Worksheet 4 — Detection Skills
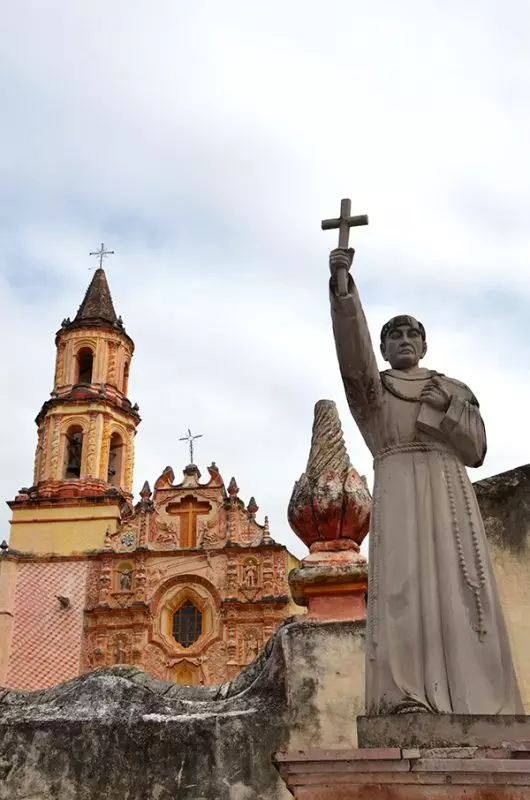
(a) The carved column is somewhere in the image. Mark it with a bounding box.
[107,341,117,386]
[49,414,62,481]
[33,427,43,485]
[99,414,111,481]
[124,431,134,493]
[54,342,66,389]
[85,412,98,477]
[38,419,49,483]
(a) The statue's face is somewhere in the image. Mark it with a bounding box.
[381,324,426,369]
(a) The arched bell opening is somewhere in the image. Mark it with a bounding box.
[63,424,84,479]
[107,432,124,486]
[76,347,94,384]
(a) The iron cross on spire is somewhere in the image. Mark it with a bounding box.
[90,242,115,269]
[321,199,369,294]
[179,428,203,465]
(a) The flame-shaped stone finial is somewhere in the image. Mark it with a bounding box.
[288,400,371,550]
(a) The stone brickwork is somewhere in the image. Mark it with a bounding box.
[6,561,88,690]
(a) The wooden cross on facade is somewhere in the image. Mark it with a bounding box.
[167,495,211,548]
[321,199,369,293]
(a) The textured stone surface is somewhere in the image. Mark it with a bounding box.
[276,747,530,798]
[289,563,367,608]
[0,617,366,799]
[475,465,530,713]
[357,713,530,749]
[475,465,530,553]
[288,400,371,548]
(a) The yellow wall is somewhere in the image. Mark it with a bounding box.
[491,544,530,713]
[0,558,18,683]
[9,504,121,555]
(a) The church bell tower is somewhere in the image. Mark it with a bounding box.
[8,245,141,555]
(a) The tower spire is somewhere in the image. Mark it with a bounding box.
[73,266,119,327]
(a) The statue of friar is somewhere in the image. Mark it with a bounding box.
[329,246,522,715]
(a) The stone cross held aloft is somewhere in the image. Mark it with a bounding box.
[321,199,368,294]
[321,199,368,248]
[179,428,203,465]
[90,242,115,269]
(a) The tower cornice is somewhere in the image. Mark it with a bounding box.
[35,393,141,427]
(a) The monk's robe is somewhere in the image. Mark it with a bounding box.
[331,278,522,714]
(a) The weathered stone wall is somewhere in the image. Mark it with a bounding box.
[475,465,530,712]
[0,618,365,800]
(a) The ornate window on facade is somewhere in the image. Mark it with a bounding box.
[172,600,203,648]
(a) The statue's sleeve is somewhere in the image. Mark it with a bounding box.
[439,388,487,468]
[329,277,383,429]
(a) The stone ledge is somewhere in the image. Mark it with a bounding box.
[276,747,530,798]
[357,713,530,749]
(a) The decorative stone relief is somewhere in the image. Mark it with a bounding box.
[124,436,134,492]
[201,639,228,683]
[98,561,112,605]
[99,415,111,480]
[143,643,168,681]
[54,341,66,388]
[86,412,98,476]
[49,415,62,480]
[107,341,117,386]
[38,419,49,482]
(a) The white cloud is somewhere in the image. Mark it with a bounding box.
[1,1,529,559]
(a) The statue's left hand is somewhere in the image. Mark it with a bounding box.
[420,376,451,412]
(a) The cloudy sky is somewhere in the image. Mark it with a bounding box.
[1,1,529,558]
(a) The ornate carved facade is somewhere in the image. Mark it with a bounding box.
[82,461,297,685]
[0,259,299,691]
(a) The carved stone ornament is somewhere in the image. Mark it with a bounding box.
[288,399,371,549]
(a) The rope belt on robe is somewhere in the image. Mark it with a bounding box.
[374,440,456,463]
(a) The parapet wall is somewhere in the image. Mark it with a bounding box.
[475,465,530,711]
[0,617,365,800]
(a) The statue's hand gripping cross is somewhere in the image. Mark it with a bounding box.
[321,199,368,294]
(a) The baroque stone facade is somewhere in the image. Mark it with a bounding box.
[82,462,297,685]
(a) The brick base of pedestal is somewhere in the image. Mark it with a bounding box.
[275,747,530,799]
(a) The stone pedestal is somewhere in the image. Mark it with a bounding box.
[277,716,530,798]
[275,746,530,799]
[357,713,530,749]
[289,559,367,622]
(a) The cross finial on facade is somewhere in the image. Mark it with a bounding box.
[90,242,115,269]
[179,428,203,465]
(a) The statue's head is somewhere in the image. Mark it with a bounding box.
[380,315,427,369]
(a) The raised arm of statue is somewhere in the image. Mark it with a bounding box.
[329,248,383,428]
